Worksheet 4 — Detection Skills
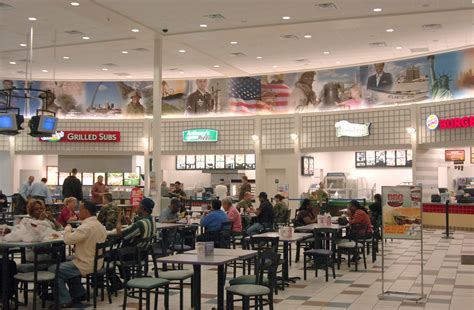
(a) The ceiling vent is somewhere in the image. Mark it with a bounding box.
[230,52,246,57]
[295,59,310,63]
[102,63,118,67]
[64,30,84,35]
[168,68,182,72]
[280,34,299,40]
[410,47,429,53]
[16,71,26,74]
[422,24,442,30]
[203,13,226,20]
[0,2,13,9]
[369,41,387,47]
[315,2,338,10]
[113,72,131,76]
[132,47,149,52]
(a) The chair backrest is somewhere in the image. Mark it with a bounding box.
[249,236,279,252]
[93,240,114,275]
[349,222,369,241]
[177,225,198,249]
[255,249,280,290]
[216,221,232,248]
[33,243,64,282]
[313,228,337,250]
[117,246,140,281]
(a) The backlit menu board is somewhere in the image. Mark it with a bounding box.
[82,172,94,186]
[176,154,256,170]
[445,150,465,162]
[107,173,124,186]
[355,150,412,168]
[124,173,140,186]
[59,172,69,185]
[301,156,315,176]
[47,166,59,186]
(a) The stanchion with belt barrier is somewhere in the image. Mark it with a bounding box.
[442,200,454,239]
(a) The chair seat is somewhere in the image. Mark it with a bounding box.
[228,275,269,286]
[126,277,170,289]
[337,241,360,249]
[335,239,350,245]
[159,270,194,280]
[14,271,55,282]
[304,249,332,256]
[17,263,49,273]
[226,284,270,296]
[173,245,192,251]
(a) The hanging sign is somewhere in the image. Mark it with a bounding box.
[382,185,422,239]
[426,114,474,130]
[182,128,218,142]
[445,150,465,162]
[40,131,121,142]
[335,120,371,137]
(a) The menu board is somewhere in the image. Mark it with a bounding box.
[107,173,124,186]
[176,155,186,170]
[59,172,69,185]
[245,154,256,169]
[355,150,412,168]
[235,154,245,169]
[225,155,235,169]
[205,155,215,169]
[301,156,314,176]
[95,172,106,182]
[445,150,465,162]
[215,155,225,169]
[124,173,140,186]
[82,172,94,186]
[196,155,205,170]
[175,154,256,170]
[186,155,196,169]
[47,166,59,185]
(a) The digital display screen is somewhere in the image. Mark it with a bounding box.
[107,173,124,186]
[0,114,15,130]
[39,116,57,133]
[124,173,140,186]
[82,172,94,186]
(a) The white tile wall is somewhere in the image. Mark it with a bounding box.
[261,117,295,150]
[0,136,9,151]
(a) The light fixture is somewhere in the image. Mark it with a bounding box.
[282,16,291,20]
[323,51,330,55]
[178,49,186,53]
[272,65,278,68]
[70,2,80,6]
[386,28,394,33]
[9,61,16,65]
[126,75,133,78]
[213,65,220,68]
[199,24,208,28]
[396,46,403,50]
[28,17,37,21]
[335,61,341,64]
[230,41,238,44]
[303,35,312,38]
[179,71,184,74]
[101,68,108,71]
[256,56,263,59]
[121,50,129,54]
[131,28,140,33]
[20,43,27,47]
[290,133,298,141]
[82,36,90,40]
[42,69,48,73]
[373,8,382,12]
[251,134,259,141]
[62,56,70,59]
[406,127,416,134]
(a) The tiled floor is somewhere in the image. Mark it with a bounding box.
[18,229,474,309]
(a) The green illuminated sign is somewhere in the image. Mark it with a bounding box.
[183,129,218,142]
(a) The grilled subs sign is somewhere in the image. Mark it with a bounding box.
[40,131,121,143]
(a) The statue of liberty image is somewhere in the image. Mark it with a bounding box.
[427,55,453,100]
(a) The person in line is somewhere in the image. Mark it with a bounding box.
[238,176,251,201]
[347,200,373,236]
[97,193,121,230]
[28,177,51,203]
[237,191,254,213]
[57,197,78,227]
[91,175,107,205]
[49,200,107,307]
[17,176,34,214]
[214,179,228,199]
[369,194,382,227]
[311,182,328,206]
[62,168,83,202]
[161,181,169,197]
[159,198,181,223]
[273,194,289,224]
[116,197,156,246]
[247,192,275,236]
[222,197,242,233]
[198,199,229,242]
[295,198,318,226]
[170,181,187,201]
[0,190,8,210]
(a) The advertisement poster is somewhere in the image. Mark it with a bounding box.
[445,150,465,162]
[382,186,422,239]
[277,184,289,198]
[1,47,473,119]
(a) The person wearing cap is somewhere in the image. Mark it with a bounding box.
[247,192,275,236]
[125,90,145,116]
[49,200,107,307]
[116,197,156,245]
[159,198,181,223]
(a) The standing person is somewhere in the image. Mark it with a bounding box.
[57,197,78,227]
[49,200,107,308]
[311,182,328,206]
[246,192,275,236]
[17,176,34,214]
[369,194,382,227]
[62,168,83,202]
[91,175,107,205]
[161,181,169,197]
[116,197,156,246]
[28,178,51,203]
[185,79,212,114]
[367,62,393,91]
[0,190,8,210]
[97,193,121,230]
[222,197,242,233]
[215,179,228,199]
[170,181,187,201]
[238,176,251,201]
[273,194,289,224]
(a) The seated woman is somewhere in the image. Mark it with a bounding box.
[22,199,62,231]
[273,194,289,224]
[295,198,318,226]
[347,200,373,236]
[57,197,78,227]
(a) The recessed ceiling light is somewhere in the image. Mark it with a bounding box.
[282,16,291,20]
[9,61,16,65]
[126,75,133,78]
[179,71,184,74]
[213,65,220,68]
[62,56,70,59]
[20,43,27,47]
[256,56,263,59]
[396,46,403,50]
[199,24,208,28]
[373,8,382,12]
[178,49,186,53]
[121,50,129,54]
[70,2,80,6]
[101,68,108,71]
[303,35,312,38]
[335,61,341,64]
[323,51,330,55]
[230,41,238,45]
[42,69,48,73]
[28,17,37,21]
[386,28,394,32]
[82,36,90,40]
[273,65,278,68]
[131,28,140,33]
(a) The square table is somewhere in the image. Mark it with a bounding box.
[294,223,348,232]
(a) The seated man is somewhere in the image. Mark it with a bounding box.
[246,192,275,236]
[116,197,156,246]
[197,199,228,242]
[97,193,120,230]
[49,200,107,307]
[222,197,242,233]
[159,198,181,223]
[237,192,254,212]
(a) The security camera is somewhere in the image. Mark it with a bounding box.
[162,28,168,33]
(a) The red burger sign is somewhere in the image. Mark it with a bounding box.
[426,114,474,131]
[387,193,404,207]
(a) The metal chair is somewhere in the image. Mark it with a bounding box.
[303,228,337,282]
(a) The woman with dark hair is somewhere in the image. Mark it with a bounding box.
[369,194,382,226]
[347,200,373,235]
[295,198,317,226]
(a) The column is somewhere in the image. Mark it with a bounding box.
[291,114,301,202]
[254,116,264,195]
[410,105,418,185]
[143,119,151,197]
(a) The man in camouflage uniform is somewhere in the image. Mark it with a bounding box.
[97,193,120,230]
[237,191,254,213]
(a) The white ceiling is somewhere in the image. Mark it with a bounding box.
[0,0,473,80]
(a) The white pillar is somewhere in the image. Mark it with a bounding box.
[254,117,264,195]
[410,105,418,186]
[151,36,163,214]
[143,119,151,197]
[291,114,301,203]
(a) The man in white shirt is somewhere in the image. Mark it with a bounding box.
[49,200,107,307]
[215,179,228,199]
[28,178,51,203]
[17,176,34,214]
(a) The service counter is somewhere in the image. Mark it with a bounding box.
[422,202,474,231]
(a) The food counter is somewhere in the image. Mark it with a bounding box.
[422,202,474,231]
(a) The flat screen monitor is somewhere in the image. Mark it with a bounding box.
[438,188,448,194]
[0,114,17,131]
[107,173,124,186]
[38,115,58,134]
[204,187,214,194]
[82,172,94,186]
[124,173,140,186]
